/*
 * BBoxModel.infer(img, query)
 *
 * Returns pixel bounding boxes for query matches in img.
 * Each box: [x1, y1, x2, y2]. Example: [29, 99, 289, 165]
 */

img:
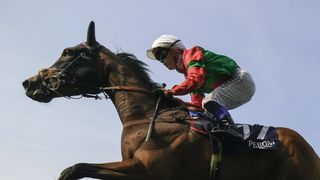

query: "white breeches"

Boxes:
[202, 68, 256, 110]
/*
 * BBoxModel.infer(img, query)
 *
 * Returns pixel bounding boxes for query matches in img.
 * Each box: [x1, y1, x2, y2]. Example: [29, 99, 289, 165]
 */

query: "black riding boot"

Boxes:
[204, 102, 243, 142]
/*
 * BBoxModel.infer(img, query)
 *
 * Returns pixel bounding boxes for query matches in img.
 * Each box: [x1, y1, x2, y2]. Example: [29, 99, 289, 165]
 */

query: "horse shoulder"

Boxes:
[120, 116, 211, 179]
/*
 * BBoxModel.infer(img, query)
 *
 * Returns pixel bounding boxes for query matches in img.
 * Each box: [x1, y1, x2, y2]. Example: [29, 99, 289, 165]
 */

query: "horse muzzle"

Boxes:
[22, 79, 53, 103]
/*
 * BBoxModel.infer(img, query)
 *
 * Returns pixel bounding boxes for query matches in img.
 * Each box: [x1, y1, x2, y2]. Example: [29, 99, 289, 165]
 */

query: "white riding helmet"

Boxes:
[146, 35, 186, 60]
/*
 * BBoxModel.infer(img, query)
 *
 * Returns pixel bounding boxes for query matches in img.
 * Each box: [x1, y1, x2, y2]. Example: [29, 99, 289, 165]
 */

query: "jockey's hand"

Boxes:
[153, 88, 173, 98]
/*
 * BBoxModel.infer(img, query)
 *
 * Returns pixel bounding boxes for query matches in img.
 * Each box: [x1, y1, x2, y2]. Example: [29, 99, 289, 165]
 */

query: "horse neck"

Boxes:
[99, 49, 157, 125]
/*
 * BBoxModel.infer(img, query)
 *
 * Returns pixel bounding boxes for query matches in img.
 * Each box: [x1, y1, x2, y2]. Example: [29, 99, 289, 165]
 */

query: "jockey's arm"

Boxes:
[171, 66, 205, 95]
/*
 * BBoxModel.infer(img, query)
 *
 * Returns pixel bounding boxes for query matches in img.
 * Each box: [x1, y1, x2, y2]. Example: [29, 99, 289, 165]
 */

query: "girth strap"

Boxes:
[210, 143, 223, 180]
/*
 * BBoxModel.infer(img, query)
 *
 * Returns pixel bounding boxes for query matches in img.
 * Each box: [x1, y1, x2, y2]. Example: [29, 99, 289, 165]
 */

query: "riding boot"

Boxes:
[204, 102, 243, 142]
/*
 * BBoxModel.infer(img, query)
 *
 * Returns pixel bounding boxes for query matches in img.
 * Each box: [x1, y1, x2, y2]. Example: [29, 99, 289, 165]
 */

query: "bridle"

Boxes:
[38, 42, 155, 100]
[38, 42, 106, 99]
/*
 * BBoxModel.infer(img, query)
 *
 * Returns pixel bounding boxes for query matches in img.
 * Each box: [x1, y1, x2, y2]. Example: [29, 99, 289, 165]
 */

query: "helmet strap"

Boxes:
[170, 39, 181, 48]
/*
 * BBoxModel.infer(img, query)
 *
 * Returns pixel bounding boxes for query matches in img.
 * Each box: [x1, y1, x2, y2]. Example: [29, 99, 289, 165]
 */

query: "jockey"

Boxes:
[146, 35, 256, 142]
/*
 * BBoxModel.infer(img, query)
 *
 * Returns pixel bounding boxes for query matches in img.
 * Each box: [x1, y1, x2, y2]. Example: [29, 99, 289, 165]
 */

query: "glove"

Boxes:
[153, 88, 173, 98]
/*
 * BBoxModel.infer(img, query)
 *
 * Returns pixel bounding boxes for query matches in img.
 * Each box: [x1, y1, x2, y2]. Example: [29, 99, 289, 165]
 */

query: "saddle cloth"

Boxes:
[189, 110, 279, 155]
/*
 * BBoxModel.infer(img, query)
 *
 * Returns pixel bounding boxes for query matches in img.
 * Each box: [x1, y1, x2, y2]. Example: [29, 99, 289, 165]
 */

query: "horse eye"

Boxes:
[63, 49, 74, 57]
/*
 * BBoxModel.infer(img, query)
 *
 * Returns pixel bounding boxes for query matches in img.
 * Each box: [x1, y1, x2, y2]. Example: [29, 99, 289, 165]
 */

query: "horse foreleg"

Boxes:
[57, 159, 148, 180]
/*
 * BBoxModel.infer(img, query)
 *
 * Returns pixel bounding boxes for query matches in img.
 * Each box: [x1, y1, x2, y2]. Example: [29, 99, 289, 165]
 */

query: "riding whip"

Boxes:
[145, 83, 166, 142]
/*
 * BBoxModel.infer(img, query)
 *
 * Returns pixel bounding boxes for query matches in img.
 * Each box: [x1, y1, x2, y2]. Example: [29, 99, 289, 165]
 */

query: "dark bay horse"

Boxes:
[22, 21, 320, 180]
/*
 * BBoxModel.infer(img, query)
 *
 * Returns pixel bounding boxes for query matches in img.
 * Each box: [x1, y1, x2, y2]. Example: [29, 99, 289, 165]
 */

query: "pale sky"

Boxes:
[1, 1, 319, 180]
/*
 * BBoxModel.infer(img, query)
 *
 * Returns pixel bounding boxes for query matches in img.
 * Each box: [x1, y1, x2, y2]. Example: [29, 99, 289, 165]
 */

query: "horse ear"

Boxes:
[86, 21, 98, 47]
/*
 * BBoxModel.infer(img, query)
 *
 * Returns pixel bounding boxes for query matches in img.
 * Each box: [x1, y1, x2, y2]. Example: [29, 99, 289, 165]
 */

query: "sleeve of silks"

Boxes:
[190, 93, 205, 107]
[171, 66, 205, 95]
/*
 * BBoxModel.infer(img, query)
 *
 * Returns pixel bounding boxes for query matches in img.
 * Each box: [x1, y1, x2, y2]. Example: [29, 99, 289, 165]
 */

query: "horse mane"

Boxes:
[114, 52, 203, 111]
[115, 52, 159, 90]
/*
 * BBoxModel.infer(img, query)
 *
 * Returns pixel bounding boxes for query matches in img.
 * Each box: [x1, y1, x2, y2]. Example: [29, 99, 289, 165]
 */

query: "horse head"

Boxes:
[22, 21, 107, 102]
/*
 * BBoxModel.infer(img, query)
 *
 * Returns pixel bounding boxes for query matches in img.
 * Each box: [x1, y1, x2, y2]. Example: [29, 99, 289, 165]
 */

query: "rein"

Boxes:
[101, 86, 154, 96]
[38, 42, 205, 113]
[100, 86, 204, 113]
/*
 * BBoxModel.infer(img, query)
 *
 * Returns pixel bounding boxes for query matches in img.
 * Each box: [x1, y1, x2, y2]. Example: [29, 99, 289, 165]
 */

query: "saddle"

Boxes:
[189, 110, 279, 155]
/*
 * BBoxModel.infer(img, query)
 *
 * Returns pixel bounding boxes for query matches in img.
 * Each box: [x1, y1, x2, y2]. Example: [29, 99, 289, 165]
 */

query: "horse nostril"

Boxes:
[22, 80, 30, 90]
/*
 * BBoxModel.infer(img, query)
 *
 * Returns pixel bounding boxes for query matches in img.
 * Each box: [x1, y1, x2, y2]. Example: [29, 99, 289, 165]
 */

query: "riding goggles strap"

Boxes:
[153, 39, 181, 61]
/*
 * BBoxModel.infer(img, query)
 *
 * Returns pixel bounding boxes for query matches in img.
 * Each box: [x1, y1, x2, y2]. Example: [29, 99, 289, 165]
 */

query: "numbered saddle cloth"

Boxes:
[189, 111, 279, 155]
[223, 124, 279, 155]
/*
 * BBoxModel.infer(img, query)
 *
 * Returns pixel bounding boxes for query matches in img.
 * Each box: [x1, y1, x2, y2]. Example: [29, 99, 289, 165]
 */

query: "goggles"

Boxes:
[152, 39, 181, 61]
[153, 48, 169, 61]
